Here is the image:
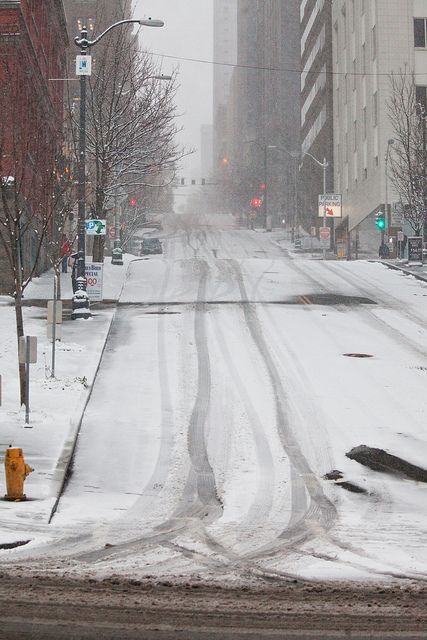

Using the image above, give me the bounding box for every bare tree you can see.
[0,57,67,404]
[67,23,186,262]
[388,70,427,235]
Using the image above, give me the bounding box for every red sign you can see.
[319,227,330,239]
[108,226,115,238]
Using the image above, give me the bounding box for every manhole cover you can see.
[343,353,373,358]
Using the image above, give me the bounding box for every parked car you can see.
[140,237,163,255]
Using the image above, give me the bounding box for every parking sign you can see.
[76,55,92,76]
[85,263,104,301]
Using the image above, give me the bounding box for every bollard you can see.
[4,447,33,501]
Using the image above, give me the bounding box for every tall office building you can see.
[332,0,427,254]
[201,124,214,179]
[213,0,238,169]
[228,1,300,222]
[299,0,334,230]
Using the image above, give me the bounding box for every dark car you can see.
[140,237,163,255]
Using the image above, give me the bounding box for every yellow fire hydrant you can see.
[4,447,34,501]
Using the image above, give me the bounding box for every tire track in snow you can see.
[210,308,276,532]
[228,259,337,551]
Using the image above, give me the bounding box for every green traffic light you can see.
[375,213,385,230]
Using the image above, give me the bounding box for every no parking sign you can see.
[85,262,104,301]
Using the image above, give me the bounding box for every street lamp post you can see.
[268,145,299,238]
[300,151,328,259]
[72,18,164,318]
[384,138,395,249]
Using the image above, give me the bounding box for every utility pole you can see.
[72,18,164,318]
[71,27,91,320]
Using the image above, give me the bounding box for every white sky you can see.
[134,0,214,184]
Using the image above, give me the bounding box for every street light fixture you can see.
[384,138,395,246]
[299,151,329,259]
[268,145,300,238]
[72,17,164,319]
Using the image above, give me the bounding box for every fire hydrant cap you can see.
[5,448,23,459]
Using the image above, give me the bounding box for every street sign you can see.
[108,226,116,239]
[47,300,63,324]
[85,219,106,235]
[407,236,423,265]
[319,227,330,239]
[76,55,92,76]
[18,336,37,364]
[85,263,104,301]
[397,230,404,242]
[318,193,342,218]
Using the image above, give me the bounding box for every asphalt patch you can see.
[0,540,30,550]
[323,470,367,494]
[346,445,427,482]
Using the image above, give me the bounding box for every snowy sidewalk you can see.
[0,255,135,533]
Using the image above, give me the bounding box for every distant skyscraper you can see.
[228,1,300,221]
[213,0,238,168]
[201,124,213,179]
[299,0,334,229]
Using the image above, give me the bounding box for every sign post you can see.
[18,336,37,425]
[47,275,63,378]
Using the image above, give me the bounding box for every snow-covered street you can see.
[1,215,427,587]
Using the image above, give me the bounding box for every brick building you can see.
[0,0,68,293]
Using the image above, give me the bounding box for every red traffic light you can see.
[259,183,266,191]
[129,198,137,207]
[251,197,262,209]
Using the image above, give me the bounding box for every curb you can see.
[47,304,119,523]
[47,261,134,523]
[378,260,427,284]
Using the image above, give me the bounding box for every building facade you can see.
[228,0,300,224]
[332,0,427,255]
[213,0,238,170]
[0,0,68,292]
[299,0,334,232]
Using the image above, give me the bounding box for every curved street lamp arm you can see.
[267,145,299,159]
[75,18,164,50]
[301,150,328,168]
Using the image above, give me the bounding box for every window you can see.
[372,25,377,60]
[416,86,427,114]
[414,18,427,48]
[373,92,378,126]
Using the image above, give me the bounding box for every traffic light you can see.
[251,197,262,209]
[375,211,385,230]
[129,198,137,207]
